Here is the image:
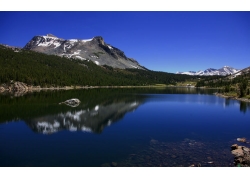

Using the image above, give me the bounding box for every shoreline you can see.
[0,81,201,95]
[0,82,179,96]
[214,92,250,103]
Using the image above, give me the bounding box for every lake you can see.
[0,87,250,167]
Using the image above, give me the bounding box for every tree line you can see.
[0,45,200,87]
[196,71,250,97]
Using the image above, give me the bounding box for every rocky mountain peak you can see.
[93,36,105,45]
[23,34,146,70]
[46,34,57,38]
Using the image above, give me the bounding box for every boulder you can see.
[231,143,250,167]
[237,138,247,143]
[59,98,81,107]
[231,144,238,150]
[231,147,244,157]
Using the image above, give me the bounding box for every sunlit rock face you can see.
[27,101,142,134]
[24,34,146,70]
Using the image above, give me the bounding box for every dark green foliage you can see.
[236,79,248,97]
[224,84,230,93]
[195,76,231,88]
[0,46,198,87]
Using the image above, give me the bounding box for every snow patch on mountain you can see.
[81,38,93,43]
[53,42,61,49]
[108,45,113,50]
[75,56,86,60]
[69,39,78,42]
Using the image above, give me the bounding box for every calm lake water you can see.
[0,88,250,167]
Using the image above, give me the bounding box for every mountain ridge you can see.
[23,34,146,70]
[176,66,240,76]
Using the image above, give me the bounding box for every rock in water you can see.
[231,144,238,150]
[231,144,250,167]
[237,138,247,143]
[59,98,81,107]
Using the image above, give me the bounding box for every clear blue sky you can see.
[0,11,249,73]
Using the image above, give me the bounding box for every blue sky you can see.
[0,11,249,73]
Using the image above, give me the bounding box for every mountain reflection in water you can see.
[28,100,141,134]
[0,88,148,134]
[0,88,250,167]
[0,88,249,135]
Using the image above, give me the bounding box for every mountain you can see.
[228,66,250,79]
[195,65,250,91]
[176,66,240,76]
[24,34,146,70]
[0,44,198,88]
[0,43,22,52]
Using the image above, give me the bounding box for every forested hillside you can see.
[0,45,198,87]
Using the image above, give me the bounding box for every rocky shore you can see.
[214,92,250,103]
[0,81,77,96]
[0,81,171,97]
[231,139,250,167]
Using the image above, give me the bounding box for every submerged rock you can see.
[237,138,247,143]
[59,98,81,107]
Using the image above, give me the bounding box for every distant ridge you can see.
[176,66,240,76]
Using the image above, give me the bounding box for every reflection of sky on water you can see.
[142,93,250,114]
[1,89,250,167]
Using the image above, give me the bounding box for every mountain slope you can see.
[0,44,197,88]
[195,66,250,95]
[24,34,145,69]
[176,66,240,76]
[228,66,250,78]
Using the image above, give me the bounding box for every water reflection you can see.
[0,88,150,134]
[1,88,250,167]
[27,100,142,134]
[0,88,250,136]
[223,98,250,114]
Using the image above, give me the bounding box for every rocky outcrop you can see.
[11,82,29,93]
[231,144,250,167]
[231,137,250,167]
[0,86,5,93]
[0,81,43,96]
[59,98,81,107]
[0,81,29,94]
